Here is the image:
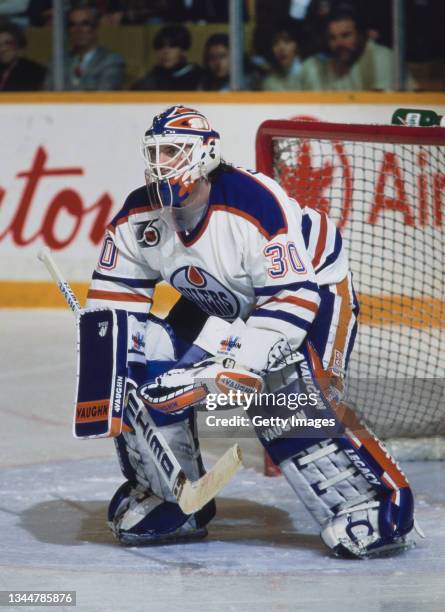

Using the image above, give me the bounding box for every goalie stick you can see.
[37,246,243,514]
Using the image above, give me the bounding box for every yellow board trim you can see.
[0,281,180,317]
[0,281,442,328]
[0,91,445,105]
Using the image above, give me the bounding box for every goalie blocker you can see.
[75,308,129,439]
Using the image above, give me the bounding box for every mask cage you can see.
[142,134,202,183]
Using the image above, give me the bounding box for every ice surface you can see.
[0,311,444,612]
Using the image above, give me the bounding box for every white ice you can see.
[0,310,444,612]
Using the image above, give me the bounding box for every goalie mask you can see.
[142,105,221,231]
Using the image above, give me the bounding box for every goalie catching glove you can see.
[137,317,301,415]
[138,360,264,414]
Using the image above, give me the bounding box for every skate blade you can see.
[116,526,208,547]
[333,538,416,559]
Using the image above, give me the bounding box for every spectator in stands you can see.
[260,21,303,90]
[255,0,312,55]
[44,6,126,90]
[303,0,394,57]
[297,5,416,90]
[0,21,45,90]
[132,24,202,91]
[199,33,230,91]
[199,32,262,91]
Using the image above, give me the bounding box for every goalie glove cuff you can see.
[194,315,295,373]
[194,316,238,355]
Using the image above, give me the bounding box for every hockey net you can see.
[256,120,445,462]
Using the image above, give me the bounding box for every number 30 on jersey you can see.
[264,241,306,278]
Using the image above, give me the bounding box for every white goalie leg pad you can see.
[280,437,415,558]
[122,415,201,503]
[281,439,377,525]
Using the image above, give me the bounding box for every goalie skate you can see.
[320,500,417,559]
[108,482,212,546]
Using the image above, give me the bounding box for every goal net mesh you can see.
[257,122,445,449]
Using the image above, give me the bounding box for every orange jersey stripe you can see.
[87,289,153,303]
[259,295,319,313]
[327,277,354,371]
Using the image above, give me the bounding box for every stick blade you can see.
[178,444,243,514]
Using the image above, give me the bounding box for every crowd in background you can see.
[0,0,444,92]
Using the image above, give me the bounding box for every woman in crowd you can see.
[0,21,45,90]
[260,21,303,91]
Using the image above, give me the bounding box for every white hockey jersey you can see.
[87,167,349,352]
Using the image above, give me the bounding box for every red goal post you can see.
[256,119,445,466]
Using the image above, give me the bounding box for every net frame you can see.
[256,120,445,462]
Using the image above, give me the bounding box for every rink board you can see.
[0,91,444,298]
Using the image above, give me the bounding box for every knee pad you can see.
[108,481,215,545]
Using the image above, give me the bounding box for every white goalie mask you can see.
[141,105,221,232]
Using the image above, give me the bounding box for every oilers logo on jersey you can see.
[170,265,240,319]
